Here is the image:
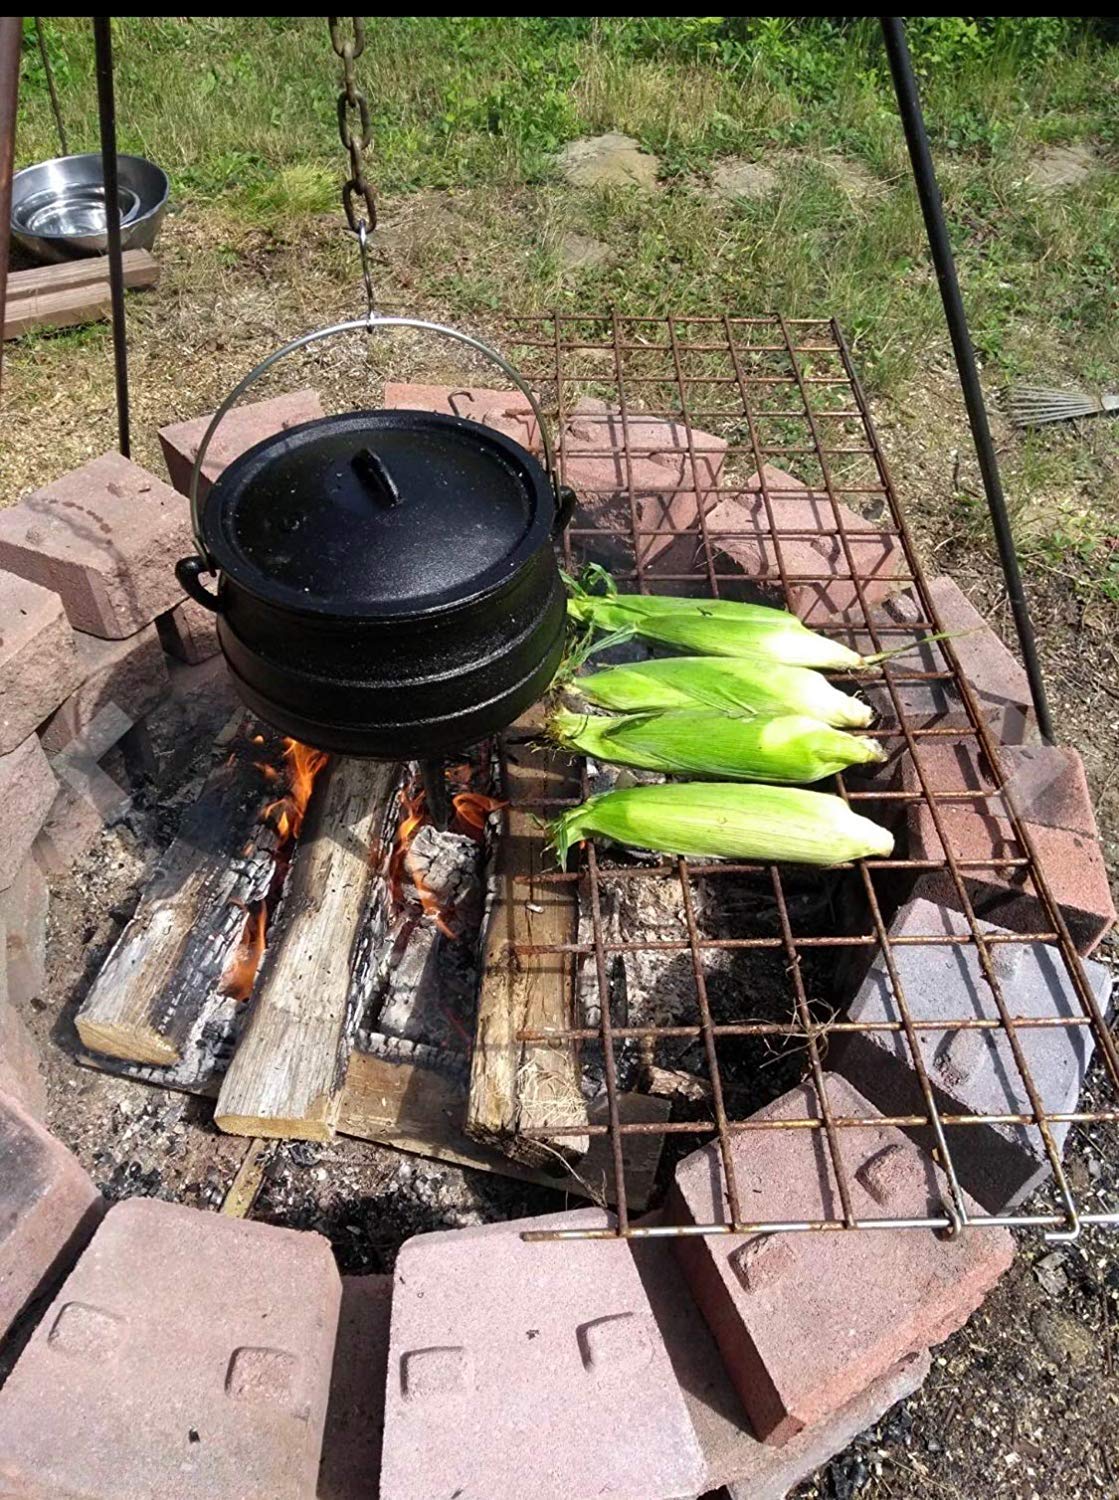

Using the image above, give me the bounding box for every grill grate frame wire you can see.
[484,311,1117,1244]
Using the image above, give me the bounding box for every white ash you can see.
[401,824,483,935]
[577,869,725,1097]
[355,1029,469,1084]
[364,807,492,1060]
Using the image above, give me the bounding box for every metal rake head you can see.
[1009,385,1119,428]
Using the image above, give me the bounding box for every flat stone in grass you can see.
[558,231,615,270]
[0,1197,341,1500]
[1026,143,1098,192]
[711,157,779,201]
[830,897,1113,1214]
[557,132,660,189]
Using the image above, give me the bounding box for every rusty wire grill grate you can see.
[490,311,1118,1244]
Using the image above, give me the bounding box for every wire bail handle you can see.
[186,316,565,569]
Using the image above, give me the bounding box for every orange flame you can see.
[263,739,329,842]
[219,902,267,1001]
[452,791,504,840]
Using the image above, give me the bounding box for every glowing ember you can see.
[263,739,329,842]
[219,902,267,1001]
[388,778,503,938]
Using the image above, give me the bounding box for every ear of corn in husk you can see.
[575,656,874,728]
[573,598,867,669]
[562,567,948,671]
[550,708,886,783]
[550,781,894,868]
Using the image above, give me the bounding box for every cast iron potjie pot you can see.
[175,318,575,759]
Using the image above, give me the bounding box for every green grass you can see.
[12,16,1119,602]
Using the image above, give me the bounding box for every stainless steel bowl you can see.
[10,152,169,262]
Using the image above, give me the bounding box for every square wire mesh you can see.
[493,311,1118,1242]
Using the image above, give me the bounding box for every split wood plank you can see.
[6,248,158,299]
[75,718,288,1067]
[4,250,159,339]
[339,1047,668,1211]
[220,1138,275,1218]
[215,756,399,1142]
[465,740,590,1167]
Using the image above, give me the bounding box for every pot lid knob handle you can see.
[351,446,403,508]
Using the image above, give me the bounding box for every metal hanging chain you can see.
[35,17,69,157]
[328,16,376,319]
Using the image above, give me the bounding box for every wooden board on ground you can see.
[4,250,159,339]
[341,1048,667,1211]
[220,1138,275,1218]
[465,741,589,1167]
[75,718,287,1068]
[215,757,398,1141]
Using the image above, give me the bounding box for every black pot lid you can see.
[201,410,554,619]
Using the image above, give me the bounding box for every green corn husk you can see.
[550,708,886,783]
[565,587,793,634]
[575,657,874,728]
[570,596,866,669]
[550,781,895,868]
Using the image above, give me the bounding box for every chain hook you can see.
[357,221,375,327]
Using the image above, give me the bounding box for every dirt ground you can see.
[5,206,1118,1500]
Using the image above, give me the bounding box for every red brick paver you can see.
[0,1197,341,1500]
[902,738,1116,955]
[669,1074,1012,1445]
[0,571,81,756]
[380,1208,705,1500]
[159,389,326,502]
[633,1226,930,1496]
[0,454,193,639]
[0,735,56,892]
[0,950,46,1119]
[0,1092,102,1340]
[0,856,49,1009]
[707,464,902,623]
[39,624,169,757]
[157,597,221,664]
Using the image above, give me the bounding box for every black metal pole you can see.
[419,758,450,831]
[880,17,1054,743]
[93,14,130,458]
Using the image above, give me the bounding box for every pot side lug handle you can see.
[175,556,222,613]
[554,484,577,534]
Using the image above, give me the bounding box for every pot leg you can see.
[419,758,450,831]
